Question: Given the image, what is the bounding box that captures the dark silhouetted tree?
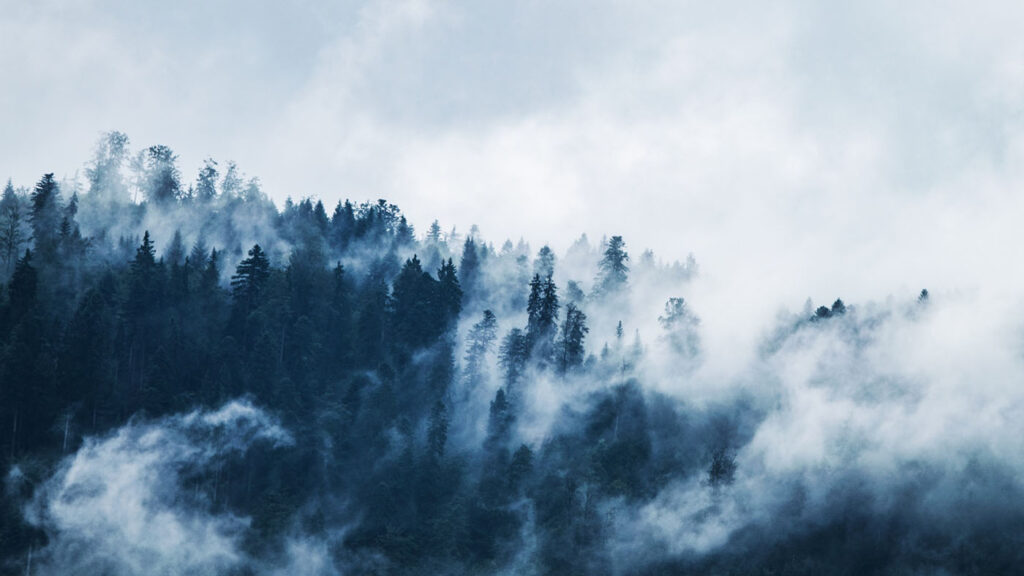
[594,235,629,297]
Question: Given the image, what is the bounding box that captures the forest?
[1,132,1022,575]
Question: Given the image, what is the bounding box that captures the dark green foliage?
[594,235,629,297]
[498,328,528,388]
[0,180,26,274]
[436,258,462,331]
[526,273,559,363]
[231,244,271,314]
[194,158,219,202]
[0,156,1008,576]
[29,174,61,261]
[464,310,497,390]
[459,236,481,302]
[139,144,182,203]
[556,303,588,373]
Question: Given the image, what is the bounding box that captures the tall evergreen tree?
[231,244,271,314]
[526,273,559,362]
[498,328,529,389]
[534,245,556,279]
[30,173,62,260]
[391,255,439,350]
[0,181,25,274]
[437,258,462,332]
[459,236,481,301]
[556,303,589,373]
[194,158,219,202]
[464,310,498,389]
[594,235,629,297]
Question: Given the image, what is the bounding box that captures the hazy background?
[3,0,1024,333]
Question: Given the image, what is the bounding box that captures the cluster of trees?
[0,135,712,575]
[1,133,1016,575]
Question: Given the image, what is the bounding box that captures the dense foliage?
[1,133,1022,575]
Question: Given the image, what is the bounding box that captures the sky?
[4,0,1024,315]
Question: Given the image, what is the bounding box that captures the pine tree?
[498,328,529,388]
[659,297,700,358]
[459,236,481,301]
[231,244,271,314]
[126,231,159,318]
[464,310,498,389]
[556,303,589,373]
[526,273,559,362]
[165,229,185,266]
[534,245,556,279]
[0,181,25,274]
[437,258,462,331]
[594,235,629,297]
[195,159,219,202]
[30,173,62,261]
[391,255,439,350]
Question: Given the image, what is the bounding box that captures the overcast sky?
[4,0,1024,314]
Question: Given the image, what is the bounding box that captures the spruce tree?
[594,235,629,297]
[231,244,271,314]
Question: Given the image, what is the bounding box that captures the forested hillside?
[1,133,1021,575]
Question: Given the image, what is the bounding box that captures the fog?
[3,1,1024,574]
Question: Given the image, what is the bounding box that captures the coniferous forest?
[1,133,1022,575]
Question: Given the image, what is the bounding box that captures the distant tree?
[459,236,481,301]
[391,255,440,350]
[594,235,629,297]
[312,200,329,234]
[526,273,559,362]
[200,248,221,294]
[139,145,181,204]
[125,231,159,317]
[534,245,556,279]
[436,258,462,331]
[231,244,271,314]
[194,158,219,202]
[165,229,185,266]
[426,220,443,245]
[188,236,209,273]
[0,181,26,274]
[556,303,589,374]
[565,280,584,305]
[30,173,62,260]
[658,297,700,357]
[395,216,415,246]
[498,328,529,389]
[220,161,242,197]
[831,298,846,315]
[486,388,514,447]
[464,310,498,389]
[86,131,131,202]
[330,200,356,249]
